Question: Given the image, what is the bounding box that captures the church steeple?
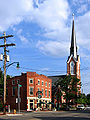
[70,14,77,59]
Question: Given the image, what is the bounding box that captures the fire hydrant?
[14,109,16,114]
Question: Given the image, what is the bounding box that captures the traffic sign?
[19,84,22,87]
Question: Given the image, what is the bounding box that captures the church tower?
[67,15,80,80]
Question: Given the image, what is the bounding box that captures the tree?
[0,68,11,111]
[86,94,90,105]
[0,68,4,96]
[76,93,87,105]
[53,78,63,109]
[54,74,81,107]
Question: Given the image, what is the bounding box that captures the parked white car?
[85,105,90,110]
[77,104,85,110]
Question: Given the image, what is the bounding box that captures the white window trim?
[49,82,50,88]
[38,79,40,85]
[38,87,40,92]
[42,88,44,97]
[45,89,47,97]
[29,78,33,84]
[70,61,75,75]
[42,81,44,86]
[17,79,20,84]
[29,86,34,96]
[12,80,15,85]
[49,90,50,98]
[45,82,47,87]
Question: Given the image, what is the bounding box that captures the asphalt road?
[0,110,90,120]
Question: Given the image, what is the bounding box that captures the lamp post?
[18,84,22,113]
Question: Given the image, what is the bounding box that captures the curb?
[7,114,23,116]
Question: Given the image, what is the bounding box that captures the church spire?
[70,14,77,58]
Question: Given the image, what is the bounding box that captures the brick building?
[7,72,52,111]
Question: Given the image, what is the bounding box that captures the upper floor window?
[17,79,20,84]
[70,61,74,74]
[30,87,33,95]
[38,88,40,92]
[38,79,40,85]
[45,89,47,97]
[49,90,50,98]
[12,80,15,85]
[45,82,47,87]
[29,78,33,84]
[42,81,44,86]
[12,87,15,96]
[49,82,50,88]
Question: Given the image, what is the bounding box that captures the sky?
[0,0,90,95]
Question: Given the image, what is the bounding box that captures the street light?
[6,62,20,69]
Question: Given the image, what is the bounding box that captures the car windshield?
[78,105,84,107]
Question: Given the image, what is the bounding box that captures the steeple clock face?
[70,61,74,74]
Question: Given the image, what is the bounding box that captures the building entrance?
[29,99,34,110]
[30,103,33,110]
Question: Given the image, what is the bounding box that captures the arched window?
[70,61,74,74]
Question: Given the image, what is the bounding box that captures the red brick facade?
[67,55,81,94]
[67,55,81,79]
[7,72,52,111]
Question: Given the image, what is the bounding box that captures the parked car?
[77,104,85,110]
[85,105,90,110]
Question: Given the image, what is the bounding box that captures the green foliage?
[0,68,11,111]
[86,94,90,105]
[76,94,87,104]
[0,68,4,111]
[76,93,90,105]
[54,74,81,106]
[0,68,4,96]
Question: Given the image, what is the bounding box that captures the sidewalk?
[0,112,4,115]
[0,112,23,116]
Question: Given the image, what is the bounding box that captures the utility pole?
[0,32,15,114]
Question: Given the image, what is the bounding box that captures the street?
[0,110,90,120]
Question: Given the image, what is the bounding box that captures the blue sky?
[0,0,90,95]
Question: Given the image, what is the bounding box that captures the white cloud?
[0,0,70,32]
[72,0,90,5]
[36,40,69,57]
[33,0,70,31]
[0,0,33,31]
[0,0,89,58]
[77,4,88,13]
[33,0,71,56]
[40,67,49,72]
[17,29,23,35]
[13,28,30,44]
[76,11,90,48]
[19,35,29,43]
